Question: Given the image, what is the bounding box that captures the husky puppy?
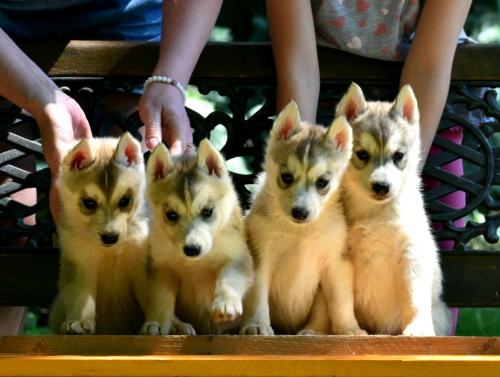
[141,139,253,335]
[49,132,149,335]
[337,83,451,336]
[240,101,365,335]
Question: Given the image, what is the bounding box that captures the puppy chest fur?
[349,222,413,334]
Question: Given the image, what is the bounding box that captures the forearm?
[155,0,223,86]
[267,0,319,123]
[400,0,472,161]
[400,65,450,161]
[0,28,59,120]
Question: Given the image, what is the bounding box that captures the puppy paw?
[211,290,242,322]
[403,321,435,336]
[345,327,368,336]
[60,319,95,335]
[333,325,368,336]
[141,320,196,335]
[170,319,196,335]
[239,323,274,335]
[297,329,318,336]
[140,321,162,335]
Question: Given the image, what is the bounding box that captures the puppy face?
[58,133,145,247]
[337,83,420,202]
[265,101,352,223]
[147,139,236,259]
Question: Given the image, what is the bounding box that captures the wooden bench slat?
[19,41,500,82]
[0,336,499,377]
[0,355,499,377]
[1,335,499,356]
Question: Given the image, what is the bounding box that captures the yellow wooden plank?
[0,355,499,377]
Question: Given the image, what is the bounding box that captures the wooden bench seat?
[0,335,499,377]
[0,41,499,377]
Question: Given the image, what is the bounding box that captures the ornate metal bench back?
[0,42,499,307]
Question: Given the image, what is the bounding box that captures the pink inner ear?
[70,151,87,171]
[335,129,348,149]
[154,160,165,180]
[206,154,221,177]
[124,143,137,166]
[279,117,294,140]
[346,100,358,121]
[403,99,414,121]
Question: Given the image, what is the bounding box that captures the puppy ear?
[197,138,226,178]
[271,100,302,141]
[326,116,352,152]
[114,132,143,167]
[65,138,95,172]
[147,143,173,182]
[391,84,419,124]
[336,82,367,121]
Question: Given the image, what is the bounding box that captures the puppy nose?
[372,182,390,196]
[291,207,309,221]
[100,233,119,245]
[183,244,201,257]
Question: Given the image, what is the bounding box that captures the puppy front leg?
[322,255,366,335]
[211,248,253,323]
[141,268,195,335]
[402,245,435,336]
[58,257,97,335]
[239,253,274,335]
[297,287,330,335]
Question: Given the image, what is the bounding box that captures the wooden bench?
[0,41,499,376]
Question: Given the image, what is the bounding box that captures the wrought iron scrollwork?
[0,78,498,251]
[423,84,500,251]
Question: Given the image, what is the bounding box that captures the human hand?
[36,90,92,223]
[139,83,193,156]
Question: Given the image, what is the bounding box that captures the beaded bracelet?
[143,75,187,103]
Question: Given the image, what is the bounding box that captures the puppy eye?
[201,207,213,220]
[82,198,97,210]
[118,196,130,209]
[165,211,179,222]
[315,178,329,190]
[280,173,294,185]
[393,151,404,164]
[356,150,370,162]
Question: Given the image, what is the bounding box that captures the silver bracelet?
[143,75,187,104]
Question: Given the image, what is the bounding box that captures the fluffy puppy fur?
[49,133,149,335]
[240,101,365,335]
[337,83,451,336]
[141,139,253,335]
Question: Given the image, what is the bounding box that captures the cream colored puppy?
[337,83,451,336]
[240,101,365,335]
[141,139,253,335]
[49,132,149,335]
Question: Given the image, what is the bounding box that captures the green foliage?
[23,308,50,335]
[465,0,500,43]
[456,308,500,336]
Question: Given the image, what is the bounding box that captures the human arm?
[266,0,319,123]
[139,0,223,154]
[0,28,92,221]
[400,0,472,161]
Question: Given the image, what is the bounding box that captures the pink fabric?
[423,126,465,335]
[312,0,419,61]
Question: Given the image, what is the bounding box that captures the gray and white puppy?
[337,83,451,336]
[240,101,365,336]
